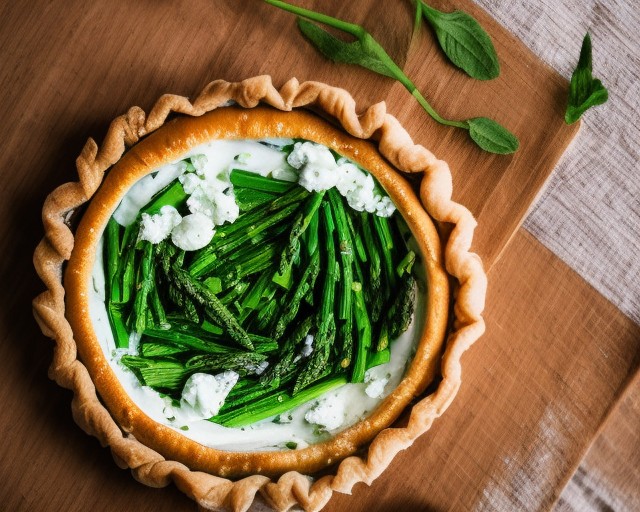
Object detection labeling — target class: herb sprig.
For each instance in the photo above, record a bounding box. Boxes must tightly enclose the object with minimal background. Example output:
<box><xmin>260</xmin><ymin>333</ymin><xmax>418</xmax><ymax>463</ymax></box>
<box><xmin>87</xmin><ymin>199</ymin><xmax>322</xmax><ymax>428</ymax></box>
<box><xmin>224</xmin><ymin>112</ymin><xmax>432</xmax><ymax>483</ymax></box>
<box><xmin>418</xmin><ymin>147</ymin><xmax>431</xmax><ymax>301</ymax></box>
<box><xmin>416</xmin><ymin>1</ymin><xmax>499</xmax><ymax>80</ymax></box>
<box><xmin>264</xmin><ymin>0</ymin><xmax>519</xmax><ymax>155</ymax></box>
<box><xmin>565</xmin><ymin>33</ymin><xmax>609</xmax><ymax>124</ymax></box>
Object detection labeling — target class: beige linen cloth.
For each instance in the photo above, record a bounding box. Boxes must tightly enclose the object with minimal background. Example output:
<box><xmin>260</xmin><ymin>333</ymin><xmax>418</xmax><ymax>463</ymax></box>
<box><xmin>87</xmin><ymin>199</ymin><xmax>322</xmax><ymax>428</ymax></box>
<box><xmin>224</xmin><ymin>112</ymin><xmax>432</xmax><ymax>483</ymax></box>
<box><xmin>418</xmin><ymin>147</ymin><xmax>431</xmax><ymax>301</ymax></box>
<box><xmin>475</xmin><ymin>0</ymin><xmax>639</xmax><ymax>325</ymax></box>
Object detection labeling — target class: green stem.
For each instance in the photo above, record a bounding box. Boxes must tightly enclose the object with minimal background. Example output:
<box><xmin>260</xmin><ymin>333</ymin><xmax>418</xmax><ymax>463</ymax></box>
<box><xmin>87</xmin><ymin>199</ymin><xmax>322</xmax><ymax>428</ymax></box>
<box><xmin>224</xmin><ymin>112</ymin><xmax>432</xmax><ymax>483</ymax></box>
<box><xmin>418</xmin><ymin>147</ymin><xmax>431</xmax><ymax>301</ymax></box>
<box><xmin>280</xmin><ymin>191</ymin><xmax>325</xmax><ymax>273</ymax></box>
<box><xmin>294</xmin><ymin>203</ymin><xmax>338</xmax><ymax>394</ymax></box>
<box><xmin>170</xmin><ymin>267</ymin><xmax>254</xmax><ymax>350</ymax></box>
<box><xmin>141</xmin><ymin>180</ymin><xmax>189</xmax><ymax>215</ymax></box>
<box><xmin>212</xmin><ymin>375</ymin><xmax>347</xmax><ymax>428</ymax></box>
<box><xmin>264</xmin><ymin>0</ymin><xmax>363</xmax><ymax>37</ymax></box>
<box><xmin>108</xmin><ymin>304</ymin><xmax>130</xmax><ymax>349</ymax></box>
<box><xmin>105</xmin><ymin>218</ymin><xmax>121</xmax><ymax>302</ymax></box>
<box><xmin>133</xmin><ymin>241</ymin><xmax>155</xmax><ymax>333</ymax></box>
<box><xmin>411</xmin><ymin>89</ymin><xmax>469</xmax><ymax>129</ymax></box>
<box><xmin>266</xmin><ymin>0</ymin><xmax>471</xmax><ymax>132</ymax></box>
<box><xmin>230</xmin><ymin>169</ymin><xmax>295</xmax><ymax>194</ymax></box>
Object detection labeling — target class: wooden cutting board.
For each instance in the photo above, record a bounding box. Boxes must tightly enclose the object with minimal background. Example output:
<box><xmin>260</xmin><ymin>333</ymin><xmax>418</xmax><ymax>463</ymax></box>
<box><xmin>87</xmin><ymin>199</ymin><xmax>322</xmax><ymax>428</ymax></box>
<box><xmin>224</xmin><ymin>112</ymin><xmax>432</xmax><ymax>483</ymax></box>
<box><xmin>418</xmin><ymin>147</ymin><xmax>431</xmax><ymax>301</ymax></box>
<box><xmin>0</xmin><ymin>0</ymin><xmax>599</xmax><ymax>510</ymax></box>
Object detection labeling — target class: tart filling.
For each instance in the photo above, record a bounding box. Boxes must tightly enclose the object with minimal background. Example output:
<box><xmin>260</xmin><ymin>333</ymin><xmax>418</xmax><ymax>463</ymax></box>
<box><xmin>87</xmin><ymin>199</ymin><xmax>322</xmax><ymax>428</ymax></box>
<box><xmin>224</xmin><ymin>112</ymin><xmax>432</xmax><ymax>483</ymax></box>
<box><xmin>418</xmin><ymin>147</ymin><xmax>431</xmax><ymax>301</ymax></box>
<box><xmin>90</xmin><ymin>138</ymin><xmax>425</xmax><ymax>451</ymax></box>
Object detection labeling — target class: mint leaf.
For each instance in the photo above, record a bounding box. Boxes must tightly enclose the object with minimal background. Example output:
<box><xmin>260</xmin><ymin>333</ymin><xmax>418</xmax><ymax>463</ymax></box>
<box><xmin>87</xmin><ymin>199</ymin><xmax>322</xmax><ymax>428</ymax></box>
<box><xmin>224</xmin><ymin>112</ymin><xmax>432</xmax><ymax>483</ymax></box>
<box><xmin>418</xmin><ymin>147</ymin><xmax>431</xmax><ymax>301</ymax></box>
<box><xmin>297</xmin><ymin>19</ymin><xmax>397</xmax><ymax>80</ymax></box>
<box><xmin>468</xmin><ymin>117</ymin><xmax>519</xmax><ymax>154</ymax></box>
<box><xmin>421</xmin><ymin>2</ymin><xmax>499</xmax><ymax>80</ymax></box>
<box><xmin>565</xmin><ymin>33</ymin><xmax>609</xmax><ymax>124</ymax></box>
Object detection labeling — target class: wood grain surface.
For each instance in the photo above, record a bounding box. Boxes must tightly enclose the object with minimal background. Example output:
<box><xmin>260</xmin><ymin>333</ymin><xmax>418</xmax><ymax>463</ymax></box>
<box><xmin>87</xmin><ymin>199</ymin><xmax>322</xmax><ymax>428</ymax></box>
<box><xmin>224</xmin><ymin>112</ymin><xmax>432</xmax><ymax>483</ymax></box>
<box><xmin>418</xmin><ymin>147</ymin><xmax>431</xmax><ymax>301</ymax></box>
<box><xmin>0</xmin><ymin>0</ymin><xmax>636</xmax><ymax>511</ymax></box>
<box><xmin>556</xmin><ymin>370</ymin><xmax>640</xmax><ymax>512</ymax></box>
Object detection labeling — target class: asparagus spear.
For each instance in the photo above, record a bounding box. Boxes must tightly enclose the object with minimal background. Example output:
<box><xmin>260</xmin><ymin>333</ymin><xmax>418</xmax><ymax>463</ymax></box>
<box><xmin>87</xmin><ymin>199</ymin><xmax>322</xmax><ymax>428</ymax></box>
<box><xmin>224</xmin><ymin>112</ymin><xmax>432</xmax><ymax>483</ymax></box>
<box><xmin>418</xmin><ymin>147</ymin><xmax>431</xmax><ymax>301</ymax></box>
<box><xmin>132</xmin><ymin>241</ymin><xmax>155</xmax><ymax>333</ymax></box>
<box><xmin>271</xmin><ymin>250</ymin><xmax>320</xmax><ymax>340</ymax></box>
<box><xmin>230</xmin><ymin>169</ymin><xmax>295</xmax><ymax>194</ymax></box>
<box><xmin>185</xmin><ymin>352</ymin><xmax>267</xmax><ymax>377</ymax></box>
<box><xmin>120</xmin><ymin>356</ymin><xmax>188</xmax><ymax>391</ymax></box>
<box><xmin>358</xmin><ymin>212</ymin><xmax>382</xmax><ymax>321</ymax></box>
<box><xmin>189</xmin><ymin>186</ymin><xmax>309</xmax><ymax>276</ymax></box>
<box><xmin>107</xmin><ymin>303</ymin><xmax>130</xmax><ymax>349</ymax></box>
<box><xmin>366</xmin><ymin>348</ymin><xmax>390</xmax><ymax>369</ymax></box>
<box><xmin>327</xmin><ymin>190</ymin><xmax>355</xmax><ymax>369</ymax></box>
<box><xmin>303</xmin><ymin>207</ymin><xmax>320</xmax><ymax>257</ymax></box>
<box><xmin>148</xmin><ymin>320</ymin><xmax>277</xmax><ymax>353</ymax></box>
<box><xmin>373</xmin><ymin>214</ymin><xmax>397</xmax><ymax>291</ymax></box>
<box><xmin>350</xmin><ymin>282</ymin><xmax>372</xmax><ymax>383</ymax></box>
<box><xmin>387</xmin><ymin>274</ymin><xmax>416</xmax><ymax>340</ymax></box>
<box><xmin>209</xmin><ymin>241</ymin><xmax>280</xmax><ymax>287</ymax></box>
<box><xmin>105</xmin><ymin>217</ymin><xmax>121</xmax><ymax>302</ymax></box>
<box><xmin>279</xmin><ymin>191</ymin><xmax>325</xmax><ymax>274</ymax></box>
<box><xmin>234</xmin><ymin>187</ymin><xmax>278</xmax><ymax>212</ymax></box>
<box><xmin>345</xmin><ymin>208</ymin><xmax>366</xmax><ymax>264</ymax></box>
<box><xmin>212</xmin><ymin>375</ymin><xmax>347</xmax><ymax>428</ymax></box>
<box><xmin>262</xmin><ymin>315</ymin><xmax>314</xmax><ymax>388</ymax></box>
<box><xmin>141</xmin><ymin>341</ymin><xmax>186</xmax><ymax>358</ymax></box>
<box><xmin>141</xmin><ymin>179</ymin><xmax>188</xmax><ymax>216</ymax></box>
<box><xmin>120</xmin><ymin>242</ymin><xmax>137</xmax><ymax>304</ymax></box>
<box><xmin>294</xmin><ymin>203</ymin><xmax>338</xmax><ymax>394</ymax></box>
<box><xmin>190</xmin><ymin>202</ymin><xmax>300</xmax><ymax>278</ymax></box>
<box><xmin>219</xmin><ymin>373</ymin><xmax>294</xmax><ymax>412</ymax></box>
<box><xmin>169</xmin><ymin>267</ymin><xmax>254</xmax><ymax>350</ymax></box>
<box><xmin>148</xmin><ymin>273</ymin><xmax>168</xmax><ymax>327</ymax></box>
<box><xmin>253</xmin><ymin>298</ymin><xmax>280</xmax><ymax>333</ymax></box>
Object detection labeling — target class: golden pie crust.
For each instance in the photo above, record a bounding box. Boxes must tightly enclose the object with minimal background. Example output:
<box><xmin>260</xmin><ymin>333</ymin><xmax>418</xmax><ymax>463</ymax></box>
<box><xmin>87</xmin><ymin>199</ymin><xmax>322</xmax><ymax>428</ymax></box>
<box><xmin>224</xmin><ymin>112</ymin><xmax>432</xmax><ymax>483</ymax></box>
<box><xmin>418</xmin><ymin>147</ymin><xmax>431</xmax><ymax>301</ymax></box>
<box><xmin>33</xmin><ymin>76</ymin><xmax>487</xmax><ymax>511</ymax></box>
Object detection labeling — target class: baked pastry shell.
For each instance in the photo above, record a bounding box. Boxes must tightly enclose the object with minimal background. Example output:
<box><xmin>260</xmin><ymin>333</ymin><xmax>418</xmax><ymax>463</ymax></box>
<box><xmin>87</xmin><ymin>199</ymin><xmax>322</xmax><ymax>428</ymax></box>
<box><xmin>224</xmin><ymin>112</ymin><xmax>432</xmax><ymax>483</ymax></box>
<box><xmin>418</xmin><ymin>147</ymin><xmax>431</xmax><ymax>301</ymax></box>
<box><xmin>65</xmin><ymin>106</ymin><xmax>450</xmax><ymax>478</ymax></box>
<box><xmin>33</xmin><ymin>76</ymin><xmax>487</xmax><ymax>511</ymax></box>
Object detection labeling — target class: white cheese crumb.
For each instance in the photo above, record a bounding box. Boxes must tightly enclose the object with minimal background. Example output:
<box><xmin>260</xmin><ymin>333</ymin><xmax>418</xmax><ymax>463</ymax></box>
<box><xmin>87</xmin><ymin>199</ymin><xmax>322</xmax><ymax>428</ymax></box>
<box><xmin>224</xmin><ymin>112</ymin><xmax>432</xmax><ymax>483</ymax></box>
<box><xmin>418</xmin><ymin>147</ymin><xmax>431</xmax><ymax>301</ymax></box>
<box><xmin>180</xmin><ymin>371</ymin><xmax>239</xmax><ymax>421</ymax></box>
<box><xmin>301</xmin><ymin>335</ymin><xmax>314</xmax><ymax>357</ymax></box>
<box><xmin>364</xmin><ymin>376</ymin><xmax>389</xmax><ymax>399</ymax></box>
<box><xmin>271</xmin><ymin>167</ymin><xmax>299</xmax><ymax>182</ymax></box>
<box><xmin>288</xmin><ymin>143</ymin><xmax>396</xmax><ymax>216</ymax></box>
<box><xmin>138</xmin><ymin>205</ymin><xmax>182</xmax><ymax>244</ymax></box>
<box><xmin>305</xmin><ymin>396</ymin><xmax>345</xmax><ymax>431</ymax></box>
<box><xmin>171</xmin><ymin>212</ymin><xmax>215</xmax><ymax>251</ymax></box>
<box><xmin>191</xmin><ymin>153</ymin><xmax>209</xmax><ymax>174</ymax></box>
<box><xmin>246</xmin><ymin>360</ymin><xmax>269</xmax><ymax>376</ymax></box>
<box><xmin>180</xmin><ymin>169</ymin><xmax>239</xmax><ymax>226</ymax></box>
<box><xmin>288</xmin><ymin>142</ymin><xmax>339</xmax><ymax>192</ymax></box>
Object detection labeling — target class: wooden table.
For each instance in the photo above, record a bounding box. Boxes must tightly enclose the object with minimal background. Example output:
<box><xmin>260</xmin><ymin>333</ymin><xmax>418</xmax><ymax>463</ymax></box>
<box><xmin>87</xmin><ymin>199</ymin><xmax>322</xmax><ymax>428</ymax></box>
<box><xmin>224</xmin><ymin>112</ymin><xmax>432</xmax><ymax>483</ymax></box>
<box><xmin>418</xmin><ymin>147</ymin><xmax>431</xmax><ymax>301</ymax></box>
<box><xmin>1</xmin><ymin>1</ymin><xmax>638</xmax><ymax>510</ymax></box>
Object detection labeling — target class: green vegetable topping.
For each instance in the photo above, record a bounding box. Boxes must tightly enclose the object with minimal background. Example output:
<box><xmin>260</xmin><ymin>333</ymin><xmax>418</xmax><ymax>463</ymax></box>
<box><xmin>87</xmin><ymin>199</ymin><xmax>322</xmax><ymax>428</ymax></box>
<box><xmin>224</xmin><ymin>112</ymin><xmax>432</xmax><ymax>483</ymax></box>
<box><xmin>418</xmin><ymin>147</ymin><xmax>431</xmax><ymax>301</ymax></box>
<box><xmin>565</xmin><ymin>33</ymin><xmax>609</xmax><ymax>125</ymax></box>
<box><xmin>103</xmin><ymin>143</ymin><xmax>421</xmax><ymax>429</ymax></box>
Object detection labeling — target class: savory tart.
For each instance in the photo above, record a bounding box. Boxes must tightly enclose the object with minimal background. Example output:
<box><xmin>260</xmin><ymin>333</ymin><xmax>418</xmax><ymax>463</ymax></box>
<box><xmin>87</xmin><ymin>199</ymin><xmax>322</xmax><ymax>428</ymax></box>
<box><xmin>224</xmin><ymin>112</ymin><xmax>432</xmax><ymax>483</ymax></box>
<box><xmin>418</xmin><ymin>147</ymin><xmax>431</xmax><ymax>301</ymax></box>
<box><xmin>33</xmin><ymin>76</ymin><xmax>486</xmax><ymax>511</ymax></box>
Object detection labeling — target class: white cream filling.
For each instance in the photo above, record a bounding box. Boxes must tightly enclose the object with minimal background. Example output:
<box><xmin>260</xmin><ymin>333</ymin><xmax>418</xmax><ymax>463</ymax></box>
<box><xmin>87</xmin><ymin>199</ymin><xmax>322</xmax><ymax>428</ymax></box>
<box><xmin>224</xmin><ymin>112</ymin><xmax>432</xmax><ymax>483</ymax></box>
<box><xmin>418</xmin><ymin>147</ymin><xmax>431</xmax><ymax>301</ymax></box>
<box><xmin>89</xmin><ymin>138</ymin><xmax>424</xmax><ymax>451</ymax></box>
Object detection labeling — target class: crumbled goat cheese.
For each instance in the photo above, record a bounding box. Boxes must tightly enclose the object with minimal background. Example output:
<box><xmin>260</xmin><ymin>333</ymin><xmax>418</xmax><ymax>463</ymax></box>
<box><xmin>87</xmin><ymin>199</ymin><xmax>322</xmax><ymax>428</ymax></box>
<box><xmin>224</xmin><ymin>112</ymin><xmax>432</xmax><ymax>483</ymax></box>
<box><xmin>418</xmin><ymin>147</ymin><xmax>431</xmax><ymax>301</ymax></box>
<box><xmin>191</xmin><ymin>153</ymin><xmax>209</xmax><ymax>174</ymax></box>
<box><xmin>288</xmin><ymin>142</ymin><xmax>339</xmax><ymax>192</ymax></box>
<box><xmin>179</xmin><ymin>165</ymin><xmax>239</xmax><ymax>227</ymax></box>
<box><xmin>270</xmin><ymin>167</ymin><xmax>299</xmax><ymax>182</ymax></box>
<box><xmin>293</xmin><ymin>335</ymin><xmax>315</xmax><ymax>364</ymax></box>
<box><xmin>171</xmin><ymin>212</ymin><xmax>215</xmax><ymax>251</ymax></box>
<box><xmin>305</xmin><ymin>396</ymin><xmax>345</xmax><ymax>431</ymax></box>
<box><xmin>180</xmin><ymin>371</ymin><xmax>239</xmax><ymax>421</ymax></box>
<box><xmin>246</xmin><ymin>360</ymin><xmax>269</xmax><ymax>376</ymax></box>
<box><xmin>301</xmin><ymin>335</ymin><xmax>314</xmax><ymax>357</ymax></box>
<box><xmin>288</xmin><ymin>143</ymin><xmax>396</xmax><ymax>217</ymax></box>
<box><xmin>364</xmin><ymin>375</ymin><xmax>389</xmax><ymax>399</ymax></box>
<box><xmin>138</xmin><ymin>205</ymin><xmax>182</xmax><ymax>244</ymax></box>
